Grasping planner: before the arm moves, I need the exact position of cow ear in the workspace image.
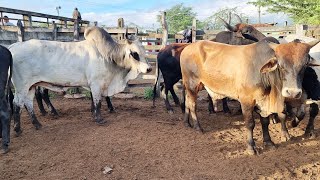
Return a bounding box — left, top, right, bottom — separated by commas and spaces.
235, 31, 245, 39
260, 57, 278, 73
267, 41, 279, 51
309, 57, 320, 66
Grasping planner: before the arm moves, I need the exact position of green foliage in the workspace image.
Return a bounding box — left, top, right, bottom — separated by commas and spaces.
200, 7, 248, 30
143, 87, 154, 100
157, 3, 197, 34
248, 0, 320, 24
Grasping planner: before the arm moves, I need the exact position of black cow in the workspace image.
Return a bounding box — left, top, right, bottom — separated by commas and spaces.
0, 45, 12, 154
288, 66, 320, 138
153, 43, 189, 113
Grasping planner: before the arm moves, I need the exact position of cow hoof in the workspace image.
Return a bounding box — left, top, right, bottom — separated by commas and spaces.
304, 131, 316, 139
183, 121, 191, 128
247, 146, 259, 155
96, 119, 108, 125
15, 129, 22, 137
1, 146, 9, 154
194, 125, 204, 133
51, 111, 59, 117
291, 119, 300, 128
263, 141, 276, 150
281, 133, 291, 142
109, 109, 116, 113
167, 110, 174, 114
40, 111, 48, 116
34, 123, 42, 130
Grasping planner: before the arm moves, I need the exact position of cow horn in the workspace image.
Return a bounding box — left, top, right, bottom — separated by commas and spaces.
218, 17, 236, 32
233, 14, 243, 23
307, 39, 320, 48
267, 41, 279, 51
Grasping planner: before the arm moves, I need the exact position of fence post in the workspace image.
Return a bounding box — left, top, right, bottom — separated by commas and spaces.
192, 18, 196, 43
17, 20, 24, 42
73, 20, 79, 41
118, 18, 124, 40
23, 15, 32, 27
52, 21, 57, 41
154, 11, 168, 99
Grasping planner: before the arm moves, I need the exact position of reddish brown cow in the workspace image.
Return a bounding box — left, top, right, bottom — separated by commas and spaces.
180, 39, 320, 154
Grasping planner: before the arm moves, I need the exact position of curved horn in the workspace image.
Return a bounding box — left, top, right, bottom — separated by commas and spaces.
233, 14, 243, 23
307, 39, 320, 48
218, 17, 235, 32
125, 27, 129, 39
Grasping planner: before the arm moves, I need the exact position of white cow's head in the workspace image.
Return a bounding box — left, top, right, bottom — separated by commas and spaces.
123, 35, 152, 74
84, 26, 152, 73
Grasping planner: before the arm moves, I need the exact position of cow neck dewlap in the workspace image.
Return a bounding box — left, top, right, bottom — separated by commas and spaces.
259, 67, 284, 117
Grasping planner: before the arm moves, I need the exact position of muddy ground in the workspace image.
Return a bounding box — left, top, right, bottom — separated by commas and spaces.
1, 94, 320, 179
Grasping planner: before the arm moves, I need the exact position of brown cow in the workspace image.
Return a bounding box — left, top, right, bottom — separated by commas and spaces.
180, 39, 320, 154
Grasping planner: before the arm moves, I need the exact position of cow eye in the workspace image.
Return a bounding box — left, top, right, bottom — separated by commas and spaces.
130, 51, 140, 61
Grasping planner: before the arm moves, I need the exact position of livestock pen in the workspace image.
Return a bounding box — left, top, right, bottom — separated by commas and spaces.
1, 7, 320, 180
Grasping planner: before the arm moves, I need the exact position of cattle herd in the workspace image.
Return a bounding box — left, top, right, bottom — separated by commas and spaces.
0, 17, 320, 155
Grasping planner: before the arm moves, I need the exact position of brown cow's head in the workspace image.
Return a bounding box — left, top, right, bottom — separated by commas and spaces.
260, 40, 320, 99
219, 15, 266, 41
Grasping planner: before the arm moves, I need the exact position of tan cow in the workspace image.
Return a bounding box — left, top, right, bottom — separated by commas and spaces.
180, 39, 320, 155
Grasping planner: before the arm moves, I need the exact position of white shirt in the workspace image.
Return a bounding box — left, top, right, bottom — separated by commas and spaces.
4, 22, 14, 26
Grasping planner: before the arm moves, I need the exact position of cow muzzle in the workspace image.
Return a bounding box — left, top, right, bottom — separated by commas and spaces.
146, 67, 152, 73
282, 88, 302, 99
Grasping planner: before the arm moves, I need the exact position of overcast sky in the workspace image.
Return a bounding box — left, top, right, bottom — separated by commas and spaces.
1, 0, 290, 28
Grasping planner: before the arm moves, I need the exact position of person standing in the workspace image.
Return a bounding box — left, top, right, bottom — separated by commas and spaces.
3, 16, 14, 26
72, 8, 81, 21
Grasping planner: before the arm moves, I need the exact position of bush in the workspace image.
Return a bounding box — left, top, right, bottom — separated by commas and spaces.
144, 87, 154, 100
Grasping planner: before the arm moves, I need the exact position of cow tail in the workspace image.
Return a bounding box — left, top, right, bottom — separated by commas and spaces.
7, 53, 13, 111
152, 60, 160, 107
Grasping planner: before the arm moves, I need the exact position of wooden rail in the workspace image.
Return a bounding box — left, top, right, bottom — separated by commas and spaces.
0, 7, 90, 27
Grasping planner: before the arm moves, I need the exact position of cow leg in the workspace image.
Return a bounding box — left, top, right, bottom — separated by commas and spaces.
186, 89, 203, 132
222, 98, 231, 114
164, 87, 173, 114
90, 92, 94, 114
207, 94, 215, 114
24, 88, 42, 130
13, 102, 22, 136
91, 88, 107, 125
278, 112, 291, 141
106, 96, 115, 113
169, 87, 180, 106
291, 103, 306, 127
9, 88, 14, 115
305, 103, 318, 138
41, 88, 58, 116
241, 103, 257, 155
35, 87, 47, 116
180, 86, 186, 114
0, 98, 10, 154
260, 115, 275, 149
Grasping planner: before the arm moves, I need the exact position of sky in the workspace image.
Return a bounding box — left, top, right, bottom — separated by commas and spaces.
0, 0, 290, 29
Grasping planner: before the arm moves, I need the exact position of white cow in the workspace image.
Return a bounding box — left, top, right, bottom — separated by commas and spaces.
9, 27, 151, 135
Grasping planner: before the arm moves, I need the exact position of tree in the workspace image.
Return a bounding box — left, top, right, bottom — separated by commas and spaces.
199, 7, 248, 30
157, 3, 196, 34
248, 0, 320, 24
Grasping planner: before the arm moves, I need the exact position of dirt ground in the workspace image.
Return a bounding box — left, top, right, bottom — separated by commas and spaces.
1, 93, 320, 180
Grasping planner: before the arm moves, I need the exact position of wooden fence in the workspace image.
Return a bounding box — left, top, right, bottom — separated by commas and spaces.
1, 8, 319, 95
